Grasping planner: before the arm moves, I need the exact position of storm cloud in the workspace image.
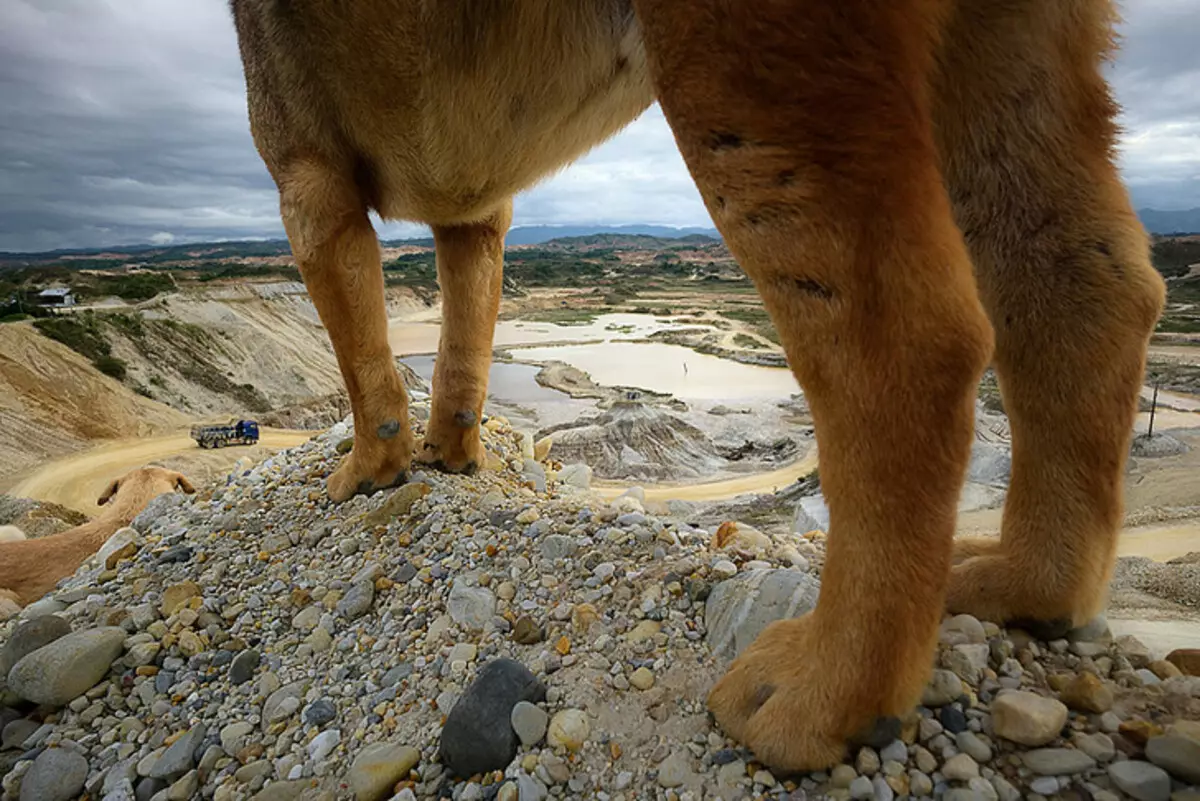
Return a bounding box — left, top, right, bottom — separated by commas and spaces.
0, 0, 1196, 252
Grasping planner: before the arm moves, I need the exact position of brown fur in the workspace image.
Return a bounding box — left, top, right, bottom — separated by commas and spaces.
0, 467, 195, 606
231, 0, 1164, 770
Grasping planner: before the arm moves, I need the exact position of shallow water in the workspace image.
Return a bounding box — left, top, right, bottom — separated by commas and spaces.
514, 341, 797, 402
401, 355, 597, 428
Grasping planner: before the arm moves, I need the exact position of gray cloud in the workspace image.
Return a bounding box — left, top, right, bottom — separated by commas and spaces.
0, 0, 1196, 252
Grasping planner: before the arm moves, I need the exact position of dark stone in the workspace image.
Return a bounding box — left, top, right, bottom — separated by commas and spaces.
852, 716, 902, 749
148, 723, 206, 778
0, 617, 71, 678
135, 776, 167, 801
211, 651, 233, 668
939, 705, 968, 734
394, 563, 418, 584
156, 546, 193, 564
228, 649, 260, 685
382, 663, 413, 686
302, 699, 337, 727
154, 671, 174, 694
489, 510, 517, 529
438, 658, 546, 777
710, 748, 746, 766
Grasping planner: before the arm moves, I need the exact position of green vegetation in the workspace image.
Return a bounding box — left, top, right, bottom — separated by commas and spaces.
720, 306, 780, 345
1151, 238, 1200, 279
195, 261, 301, 282
733, 333, 766, 350
32, 314, 128, 380
518, 307, 603, 325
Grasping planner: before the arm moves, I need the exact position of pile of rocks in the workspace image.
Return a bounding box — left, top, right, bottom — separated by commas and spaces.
1, 405, 1198, 801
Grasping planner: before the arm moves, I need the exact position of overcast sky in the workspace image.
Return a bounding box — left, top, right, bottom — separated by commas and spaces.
1, 1, 1197, 253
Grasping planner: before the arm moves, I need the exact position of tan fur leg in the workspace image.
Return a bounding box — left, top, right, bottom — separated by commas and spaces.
416, 204, 512, 473
278, 158, 413, 502
634, 0, 992, 771
933, 0, 1166, 626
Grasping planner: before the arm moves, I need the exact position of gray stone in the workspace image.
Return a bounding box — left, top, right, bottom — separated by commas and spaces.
19, 747, 88, 801
793, 494, 829, 533
1074, 732, 1117, 763
705, 569, 820, 660
956, 731, 993, 763
249, 779, 310, 800
1021, 748, 1096, 776
7, 626, 126, 706
263, 682, 306, 729
557, 464, 592, 490
1107, 760, 1171, 801
539, 535, 577, 562
510, 701, 549, 747
521, 460, 546, 493
131, 492, 185, 533
1, 616, 71, 679
439, 658, 546, 777
303, 699, 337, 727
348, 743, 420, 801
848, 775, 874, 799
657, 751, 694, 788
149, 724, 206, 778
229, 649, 260, 685
922, 670, 965, 707
2, 719, 39, 750
336, 580, 375, 619
967, 440, 1011, 486
1146, 734, 1200, 783
447, 584, 496, 631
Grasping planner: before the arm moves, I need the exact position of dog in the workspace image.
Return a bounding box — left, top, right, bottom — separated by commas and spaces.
230, 0, 1164, 770
0, 466, 195, 607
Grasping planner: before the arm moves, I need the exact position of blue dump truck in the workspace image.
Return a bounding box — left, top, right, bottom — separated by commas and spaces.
190, 419, 260, 449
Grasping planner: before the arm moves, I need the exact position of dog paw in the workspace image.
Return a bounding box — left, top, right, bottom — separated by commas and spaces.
708, 616, 868, 772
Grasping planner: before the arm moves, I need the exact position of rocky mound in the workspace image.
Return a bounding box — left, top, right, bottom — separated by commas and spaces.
538, 401, 726, 481
0, 495, 88, 540
1, 407, 1199, 801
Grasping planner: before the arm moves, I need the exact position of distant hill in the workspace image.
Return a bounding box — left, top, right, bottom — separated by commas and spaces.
1139, 208, 1200, 235
503, 224, 720, 245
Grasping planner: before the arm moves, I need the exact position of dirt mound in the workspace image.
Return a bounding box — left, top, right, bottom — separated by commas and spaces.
541, 400, 726, 481
0, 324, 186, 484
260, 361, 430, 430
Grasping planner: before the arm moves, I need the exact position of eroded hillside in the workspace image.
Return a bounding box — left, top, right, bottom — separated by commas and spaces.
0, 324, 186, 482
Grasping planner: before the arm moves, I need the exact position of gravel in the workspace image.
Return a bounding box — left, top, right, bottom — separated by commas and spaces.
2, 409, 1199, 800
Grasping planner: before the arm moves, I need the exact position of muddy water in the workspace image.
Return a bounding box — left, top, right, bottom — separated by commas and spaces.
391, 311, 797, 405
516, 342, 797, 402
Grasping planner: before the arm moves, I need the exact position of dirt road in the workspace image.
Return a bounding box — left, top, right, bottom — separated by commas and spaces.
9, 428, 315, 515
593, 448, 819, 503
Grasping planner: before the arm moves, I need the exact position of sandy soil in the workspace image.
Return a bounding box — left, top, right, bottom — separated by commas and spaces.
8, 428, 315, 516
593, 447, 819, 502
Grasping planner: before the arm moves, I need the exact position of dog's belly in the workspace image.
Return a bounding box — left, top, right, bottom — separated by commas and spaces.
338, 3, 657, 224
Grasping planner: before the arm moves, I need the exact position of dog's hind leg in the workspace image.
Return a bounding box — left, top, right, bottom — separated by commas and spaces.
634, 0, 993, 771
278, 157, 413, 502
933, 0, 1166, 627
416, 203, 512, 474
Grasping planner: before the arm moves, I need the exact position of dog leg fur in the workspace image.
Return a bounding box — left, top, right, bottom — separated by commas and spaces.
933, 0, 1165, 627
634, 0, 993, 770
278, 158, 413, 502
417, 203, 513, 473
